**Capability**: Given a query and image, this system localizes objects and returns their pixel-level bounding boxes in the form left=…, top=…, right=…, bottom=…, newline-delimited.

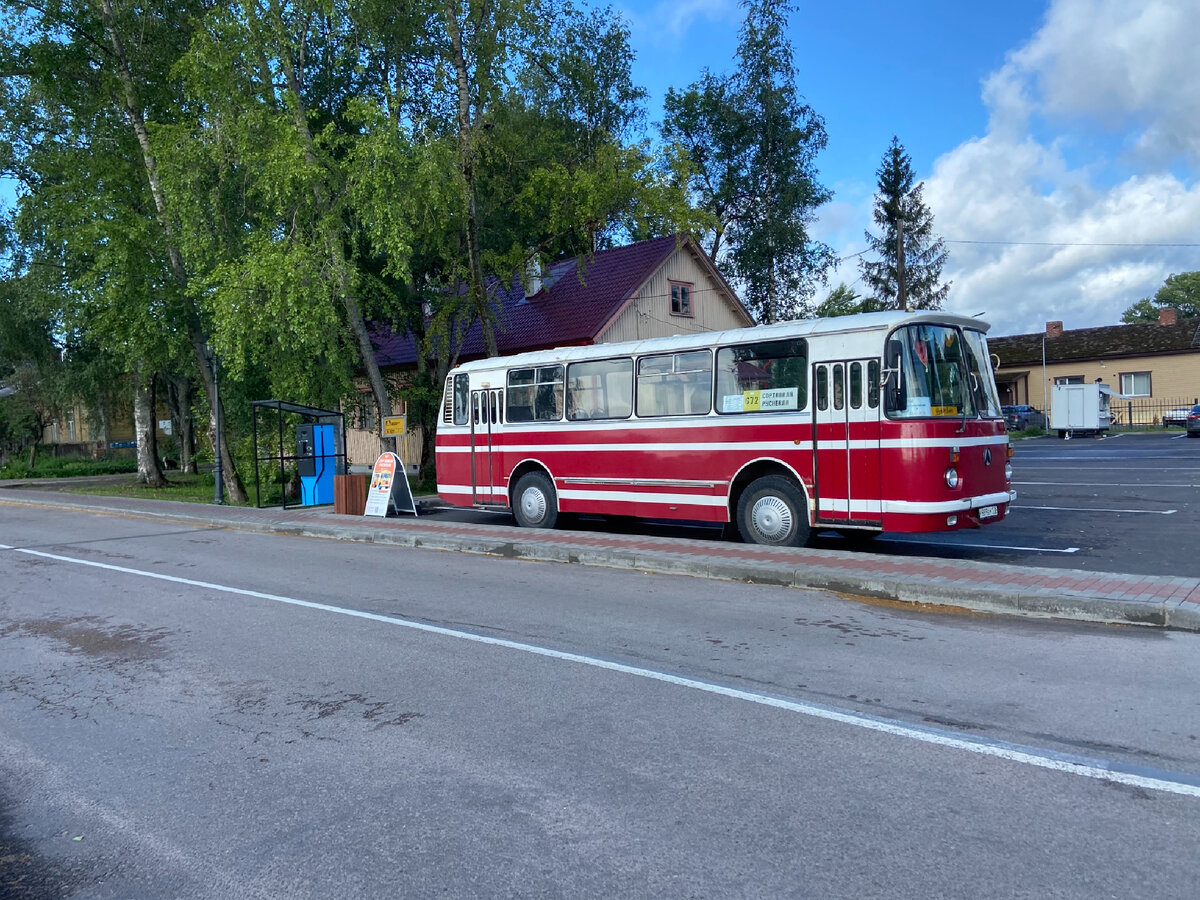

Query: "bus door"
left=813, top=360, right=882, bottom=526
left=469, top=388, right=504, bottom=505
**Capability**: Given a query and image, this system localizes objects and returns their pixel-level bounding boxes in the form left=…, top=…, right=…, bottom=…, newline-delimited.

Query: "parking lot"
left=861, top=430, right=1199, bottom=576
left=429, top=431, right=1200, bottom=578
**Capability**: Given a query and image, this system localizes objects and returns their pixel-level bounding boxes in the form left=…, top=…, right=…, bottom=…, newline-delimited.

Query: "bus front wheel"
left=512, top=471, right=559, bottom=529
left=736, top=476, right=812, bottom=547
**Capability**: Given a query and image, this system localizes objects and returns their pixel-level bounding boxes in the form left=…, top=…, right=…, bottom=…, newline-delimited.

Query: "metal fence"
left=1109, top=396, right=1198, bottom=429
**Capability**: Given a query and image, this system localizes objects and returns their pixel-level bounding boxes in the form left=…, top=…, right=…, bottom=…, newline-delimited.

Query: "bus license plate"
left=978, top=505, right=999, bottom=519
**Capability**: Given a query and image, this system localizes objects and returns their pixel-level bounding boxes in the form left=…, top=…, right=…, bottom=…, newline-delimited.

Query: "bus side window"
left=850, top=362, right=863, bottom=410
left=636, top=351, right=712, bottom=417
left=833, top=364, right=845, bottom=410
left=816, top=366, right=829, bottom=411
left=453, top=374, right=470, bottom=425
left=867, top=360, right=880, bottom=408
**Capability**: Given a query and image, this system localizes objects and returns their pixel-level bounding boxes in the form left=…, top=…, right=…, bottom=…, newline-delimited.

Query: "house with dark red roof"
left=989, top=309, right=1200, bottom=425
left=351, top=234, right=753, bottom=467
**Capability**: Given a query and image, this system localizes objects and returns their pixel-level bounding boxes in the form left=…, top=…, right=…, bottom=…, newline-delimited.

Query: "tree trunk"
left=170, top=374, right=197, bottom=474
left=447, top=3, right=499, bottom=358
left=896, top=217, right=907, bottom=311
left=274, top=23, right=397, bottom=454
left=99, top=0, right=246, bottom=502
left=133, top=372, right=167, bottom=487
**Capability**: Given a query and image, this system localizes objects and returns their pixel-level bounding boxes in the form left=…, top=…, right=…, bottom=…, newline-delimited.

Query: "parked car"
left=1186, top=405, right=1200, bottom=438
left=1002, top=404, right=1047, bottom=431
left=1162, top=406, right=1195, bottom=427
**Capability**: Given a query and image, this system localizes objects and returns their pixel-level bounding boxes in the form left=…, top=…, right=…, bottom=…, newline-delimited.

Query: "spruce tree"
left=860, top=137, right=949, bottom=311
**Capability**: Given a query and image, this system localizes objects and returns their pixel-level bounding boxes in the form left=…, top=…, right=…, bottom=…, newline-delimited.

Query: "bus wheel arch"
left=509, top=463, right=559, bottom=530
left=728, top=461, right=813, bottom=547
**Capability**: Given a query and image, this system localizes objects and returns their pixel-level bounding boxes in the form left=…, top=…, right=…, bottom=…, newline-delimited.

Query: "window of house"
left=670, top=282, right=693, bottom=317
left=636, top=350, right=712, bottom=417
left=1054, top=375, right=1084, bottom=385
left=567, top=358, right=633, bottom=420
left=358, top=393, right=376, bottom=431
left=1119, top=372, right=1151, bottom=397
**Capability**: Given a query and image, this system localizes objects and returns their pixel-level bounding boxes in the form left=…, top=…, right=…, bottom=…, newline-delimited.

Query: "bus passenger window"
left=833, top=364, right=845, bottom=410
left=715, top=339, right=807, bottom=414
left=453, top=374, right=470, bottom=425
left=850, top=363, right=863, bottom=409
left=816, top=366, right=828, bottom=411
left=568, top=358, right=633, bottom=420
left=867, top=360, right=880, bottom=408
left=636, top=350, right=712, bottom=417
left=508, top=366, right=564, bottom=421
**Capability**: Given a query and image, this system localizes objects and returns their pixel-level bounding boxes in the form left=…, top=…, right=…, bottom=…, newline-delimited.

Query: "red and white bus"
left=435, top=311, right=1014, bottom=546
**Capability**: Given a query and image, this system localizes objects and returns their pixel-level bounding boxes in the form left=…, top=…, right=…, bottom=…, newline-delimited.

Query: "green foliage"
left=860, top=137, right=949, bottom=311
left=0, top=453, right=137, bottom=480
left=660, top=0, right=833, bottom=323
left=1121, top=272, right=1200, bottom=323
left=814, top=283, right=864, bottom=318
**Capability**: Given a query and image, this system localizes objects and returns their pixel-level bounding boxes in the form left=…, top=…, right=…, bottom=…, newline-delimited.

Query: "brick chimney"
left=1045, top=321, right=1063, bottom=338
left=1159, top=308, right=1178, bottom=326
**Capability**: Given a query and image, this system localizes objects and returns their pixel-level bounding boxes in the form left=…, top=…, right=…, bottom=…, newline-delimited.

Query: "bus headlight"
left=945, top=467, right=959, bottom=489
left=1004, top=462, right=1013, bottom=480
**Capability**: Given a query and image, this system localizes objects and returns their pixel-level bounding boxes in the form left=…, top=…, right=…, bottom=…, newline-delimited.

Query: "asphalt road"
left=2, top=502, right=1199, bottom=897
left=423, top=431, right=1200, bottom=577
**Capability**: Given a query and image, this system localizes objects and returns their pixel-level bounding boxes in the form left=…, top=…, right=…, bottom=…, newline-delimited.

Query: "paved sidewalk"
left=2, top=485, right=1198, bottom=632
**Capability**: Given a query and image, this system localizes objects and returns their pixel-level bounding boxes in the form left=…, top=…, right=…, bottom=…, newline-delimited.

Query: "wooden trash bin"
left=333, top=474, right=368, bottom=516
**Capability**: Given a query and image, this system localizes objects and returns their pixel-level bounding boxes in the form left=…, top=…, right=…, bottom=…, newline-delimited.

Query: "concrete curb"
left=3, top=488, right=1199, bottom=632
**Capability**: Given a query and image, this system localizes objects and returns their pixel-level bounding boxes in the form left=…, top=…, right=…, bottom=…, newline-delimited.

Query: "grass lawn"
left=66, top=472, right=261, bottom=505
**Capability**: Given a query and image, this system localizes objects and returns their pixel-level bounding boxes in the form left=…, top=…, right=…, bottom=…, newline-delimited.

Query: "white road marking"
left=4, top=542, right=1197, bottom=798
left=1017, top=505, right=1177, bottom=514
left=1015, top=463, right=1200, bottom=468
left=1015, top=482, right=1200, bottom=488
left=878, top=539, right=1080, bottom=553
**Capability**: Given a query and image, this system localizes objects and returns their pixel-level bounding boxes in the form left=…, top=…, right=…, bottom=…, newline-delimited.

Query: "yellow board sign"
left=382, top=415, right=407, bottom=436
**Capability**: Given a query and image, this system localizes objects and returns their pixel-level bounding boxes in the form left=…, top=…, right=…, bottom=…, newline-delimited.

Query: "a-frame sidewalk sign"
left=363, top=451, right=418, bottom=518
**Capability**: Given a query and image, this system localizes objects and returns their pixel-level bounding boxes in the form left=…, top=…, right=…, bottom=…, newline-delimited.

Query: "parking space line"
left=1015, top=482, right=1200, bottom=488
left=1016, top=505, right=1176, bottom=514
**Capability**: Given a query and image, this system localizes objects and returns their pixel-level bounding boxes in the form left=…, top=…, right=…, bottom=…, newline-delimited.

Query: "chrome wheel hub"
left=520, top=487, right=547, bottom=524
left=751, top=495, right=793, bottom=542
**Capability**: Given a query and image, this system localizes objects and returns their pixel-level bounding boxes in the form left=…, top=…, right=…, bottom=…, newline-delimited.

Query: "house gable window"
left=1119, top=371, right=1151, bottom=397
left=670, top=281, right=693, bottom=317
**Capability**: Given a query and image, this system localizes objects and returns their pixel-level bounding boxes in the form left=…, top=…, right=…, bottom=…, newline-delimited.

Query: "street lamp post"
left=205, top=344, right=225, bottom=505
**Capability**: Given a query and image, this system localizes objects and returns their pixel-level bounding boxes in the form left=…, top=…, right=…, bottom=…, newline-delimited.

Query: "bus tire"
left=736, top=476, right=812, bottom=547
left=512, top=471, right=559, bottom=530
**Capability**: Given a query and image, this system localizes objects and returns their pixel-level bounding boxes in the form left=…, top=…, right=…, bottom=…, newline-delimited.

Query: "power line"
left=946, top=239, right=1200, bottom=248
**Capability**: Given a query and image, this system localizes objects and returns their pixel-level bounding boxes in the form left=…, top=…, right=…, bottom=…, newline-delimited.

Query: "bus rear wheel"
left=736, top=476, right=812, bottom=547
left=512, top=471, right=559, bottom=529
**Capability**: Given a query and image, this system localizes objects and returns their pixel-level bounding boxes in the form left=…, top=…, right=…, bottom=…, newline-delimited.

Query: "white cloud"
left=929, top=0, right=1200, bottom=336
left=619, top=0, right=740, bottom=47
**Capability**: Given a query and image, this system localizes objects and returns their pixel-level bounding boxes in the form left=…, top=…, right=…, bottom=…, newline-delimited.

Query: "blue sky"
left=619, top=0, right=1200, bottom=337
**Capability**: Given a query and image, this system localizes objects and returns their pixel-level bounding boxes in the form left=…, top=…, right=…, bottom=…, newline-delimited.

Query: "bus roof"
left=449, top=310, right=992, bottom=374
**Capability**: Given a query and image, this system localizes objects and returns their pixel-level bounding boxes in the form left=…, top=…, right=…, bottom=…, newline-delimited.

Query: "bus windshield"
left=887, top=324, right=999, bottom=419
